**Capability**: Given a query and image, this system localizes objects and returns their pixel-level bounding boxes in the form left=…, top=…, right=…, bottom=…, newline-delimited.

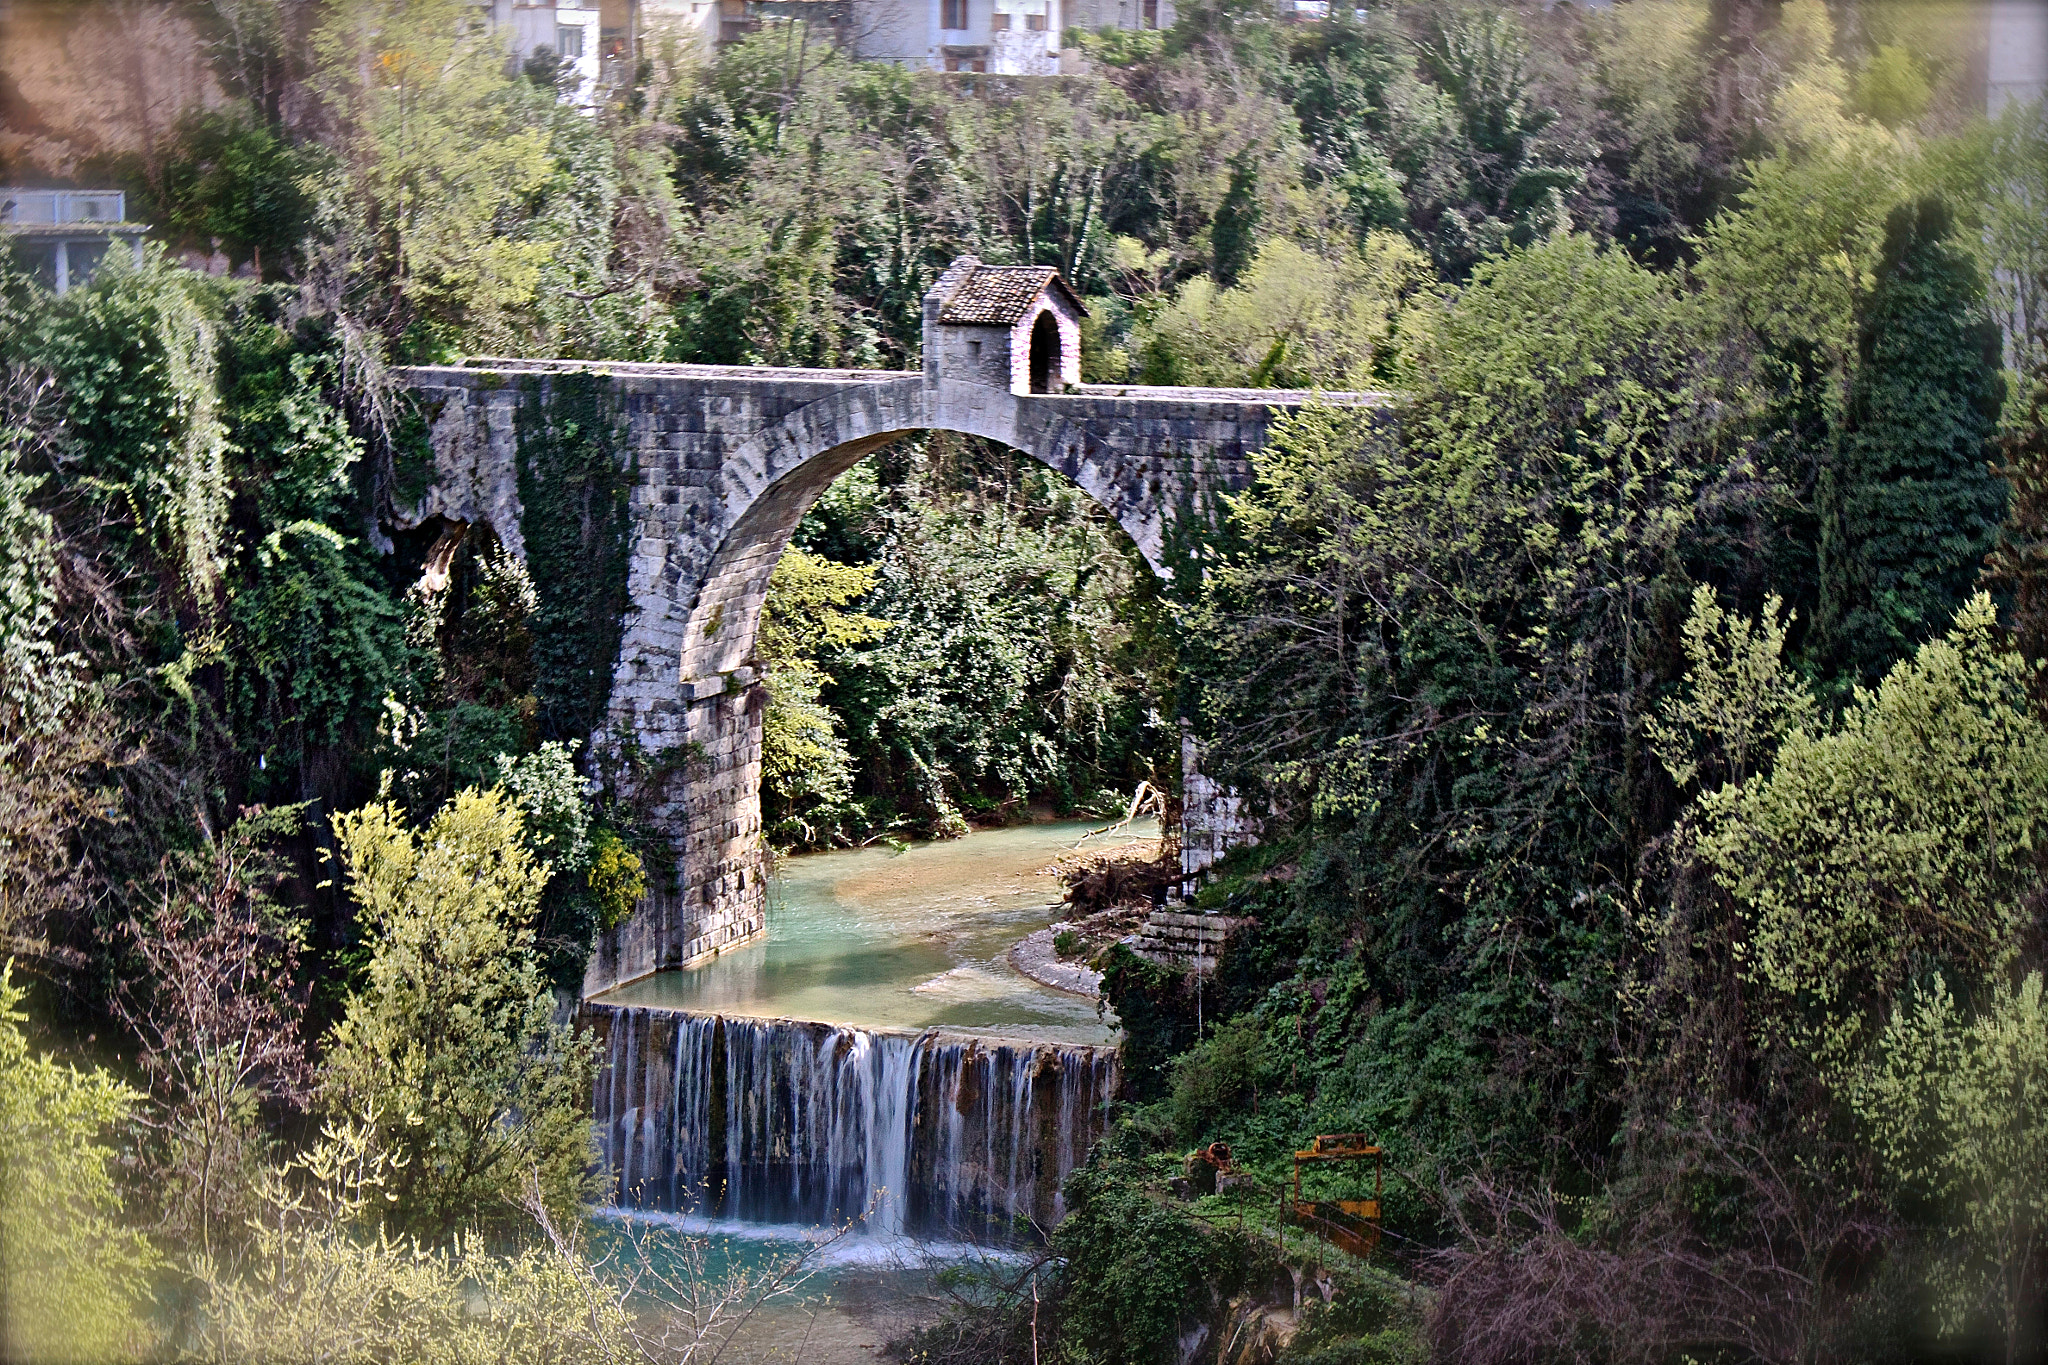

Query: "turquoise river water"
left=592, top=818, right=1123, bottom=1046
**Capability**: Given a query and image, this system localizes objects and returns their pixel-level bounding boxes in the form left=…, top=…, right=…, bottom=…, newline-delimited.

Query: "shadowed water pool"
left=591, top=819, right=1123, bottom=1046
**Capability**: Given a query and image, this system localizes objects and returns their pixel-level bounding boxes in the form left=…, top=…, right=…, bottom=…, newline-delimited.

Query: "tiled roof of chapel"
left=938, top=264, right=1086, bottom=324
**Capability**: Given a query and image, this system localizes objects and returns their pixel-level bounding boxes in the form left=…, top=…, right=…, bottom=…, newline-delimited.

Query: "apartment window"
left=990, top=11, right=1009, bottom=28
left=1024, top=11, right=1046, bottom=29
left=556, top=23, right=585, bottom=57
left=941, top=0, right=967, bottom=29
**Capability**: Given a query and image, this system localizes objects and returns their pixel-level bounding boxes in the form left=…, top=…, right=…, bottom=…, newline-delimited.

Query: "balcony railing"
left=0, top=189, right=129, bottom=225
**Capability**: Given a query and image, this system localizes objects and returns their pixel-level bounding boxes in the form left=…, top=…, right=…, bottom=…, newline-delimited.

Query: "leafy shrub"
left=1170, top=1014, right=1274, bottom=1145
left=586, top=827, right=646, bottom=930
left=0, top=964, right=158, bottom=1362
left=1053, top=1155, right=1246, bottom=1365
left=321, top=788, right=601, bottom=1237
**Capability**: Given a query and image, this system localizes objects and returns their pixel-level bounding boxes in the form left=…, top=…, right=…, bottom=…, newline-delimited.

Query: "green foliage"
left=1818, top=198, right=2007, bottom=686
left=230, top=522, right=402, bottom=790
left=0, top=964, right=158, bottom=1363
left=788, top=445, right=1175, bottom=840
left=1699, top=596, right=2048, bottom=1071
left=312, top=0, right=561, bottom=353
left=496, top=740, right=593, bottom=874
left=497, top=739, right=610, bottom=987
left=758, top=548, right=886, bottom=844
left=1099, top=945, right=1200, bottom=1100
left=1977, top=99, right=2048, bottom=380
left=1987, top=369, right=2048, bottom=666
left=1405, top=10, right=1586, bottom=276
left=1646, top=587, right=1815, bottom=792
left=187, top=1111, right=633, bottom=1364
left=152, top=108, right=323, bottom=275
left=759, top=546, right=890, bottom=665
left=1187, top=233, right=1718, bottom=1161
left=2, top=12, right=2042, bottom=1358
left=1169, top=1013, right=1275, bottom=1144
left=17, top=249, right=230, bottom=603
left=1694, top=142, right=1915, bottom=426
left=1854, top=46, right=1932, bottom=129
left=321, top=788, right=602, bottom=1237
left=1208, top=157, right=1261, bottom=288
left=1053, top=1154, right=1244, bottom=1365
left=0, top=425, right=121, bottom=948
left=515, top=374, right=633, bottom=745
left=1135, top=236, right=1431, bottom=389
left=376, top=535, right=543, bottom=820
left=585, top=827, right=646, bottom=930
left=1856, top=971, right=2048, bottom=1357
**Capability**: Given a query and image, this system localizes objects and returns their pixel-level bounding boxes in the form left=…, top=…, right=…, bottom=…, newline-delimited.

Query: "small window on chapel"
left=990, top=11, right=1010, bottom=28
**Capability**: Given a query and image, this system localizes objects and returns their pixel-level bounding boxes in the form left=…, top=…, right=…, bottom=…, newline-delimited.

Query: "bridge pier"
left=393, top=259, right=1384, bottom=996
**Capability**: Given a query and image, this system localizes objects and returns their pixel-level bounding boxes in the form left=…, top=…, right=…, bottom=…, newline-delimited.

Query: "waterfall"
left=587, top=1004, right=1119, bottom=1241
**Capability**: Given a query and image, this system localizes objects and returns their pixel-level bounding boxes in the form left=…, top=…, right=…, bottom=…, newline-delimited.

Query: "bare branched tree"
left=116, top=813, right=312, bottom=1261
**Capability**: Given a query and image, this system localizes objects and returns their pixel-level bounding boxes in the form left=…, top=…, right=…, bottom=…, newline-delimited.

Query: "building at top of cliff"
left=1, top=187, right=146, bottom=293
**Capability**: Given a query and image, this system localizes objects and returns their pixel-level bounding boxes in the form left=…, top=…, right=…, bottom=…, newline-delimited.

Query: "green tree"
left=16, top=250, right=230, bottom=606
left=1136, top=236, right=1431, bottom=390
left=802, top=444, right=1170, bottom=837
left=1646, top=586, right=1815, bottom=793
left=311, top=0, right=560, bottom=352
left=1856, top=971, right=2048, bottom=1363
left=1188, top=234, right=1714, bottom=1155
left=1208, top=157, right=1261, bottom=288
left=0, top=964, right=158, bottom=1363
left=1985, top=369, right=2048, bottom=669
left=1698, top=596, right=2048, bottom=1073
left=758, top=547, right=887, bottom=845
left=321, top=787, right=601, bottom=1238
left=1853, top=46, right=1932, bottom=129
left=152, top=108, right=323, bottom=276
left=189, top=1108, right=827, bottom=1365
left=229, top=522, right=401, bottom=797
left=1054, top=1156, right=1239, bottom=1365
left=1407, top=9, right=1588, bottom=276
left=0, top=419, right=123, bottom=952
left=1815, top=198, right=2007, bottom=686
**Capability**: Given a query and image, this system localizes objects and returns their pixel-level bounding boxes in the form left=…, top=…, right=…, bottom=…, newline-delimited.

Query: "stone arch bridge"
left=394, top=258, right=1386, bottom=994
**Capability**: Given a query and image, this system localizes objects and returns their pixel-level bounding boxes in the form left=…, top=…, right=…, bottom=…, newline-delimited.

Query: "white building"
left=481, top=0, right=604, bottom=105
left=831, top=0, right=1170, bottom=73
left=481, top=0, right=1171, bottom=82
left=1987, top=0, right=2048, bottom=115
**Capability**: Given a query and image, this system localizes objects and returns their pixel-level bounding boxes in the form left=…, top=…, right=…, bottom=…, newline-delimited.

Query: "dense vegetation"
left=2, top=0, right=2046, bottom=1360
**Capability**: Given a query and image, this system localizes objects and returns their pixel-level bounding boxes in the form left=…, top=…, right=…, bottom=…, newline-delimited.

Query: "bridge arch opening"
left=645, top=425, right=1177, bottom=972
left=1028, top=311, right=1060, bottom=394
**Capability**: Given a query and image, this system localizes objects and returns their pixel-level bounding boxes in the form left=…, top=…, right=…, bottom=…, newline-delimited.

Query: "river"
left=592, top=818, right=1122, bottom=1045
left=584, top=820, right=1132, bottom=1363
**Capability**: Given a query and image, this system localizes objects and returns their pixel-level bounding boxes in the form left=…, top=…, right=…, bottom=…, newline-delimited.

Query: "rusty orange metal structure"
left=1289, top=1134, right=1383, bottom=1258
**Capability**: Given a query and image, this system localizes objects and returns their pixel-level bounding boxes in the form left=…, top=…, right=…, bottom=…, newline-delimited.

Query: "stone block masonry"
left=1127, top=911, right=1254, bottom=976
left=392, top=259, right=1389, bottom=998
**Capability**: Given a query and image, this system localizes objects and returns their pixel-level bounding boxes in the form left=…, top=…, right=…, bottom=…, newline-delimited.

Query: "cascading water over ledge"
left=586, top=1003, right=1119, bottom=1242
